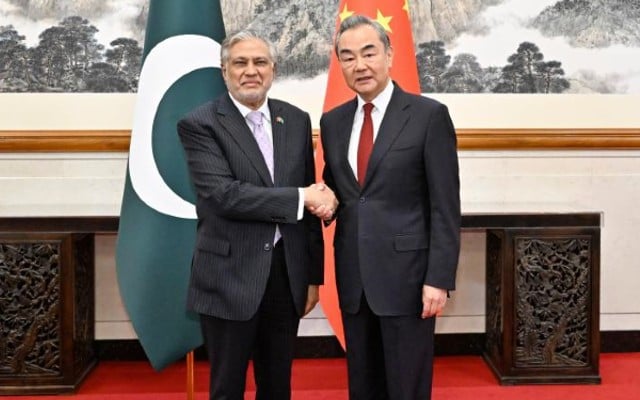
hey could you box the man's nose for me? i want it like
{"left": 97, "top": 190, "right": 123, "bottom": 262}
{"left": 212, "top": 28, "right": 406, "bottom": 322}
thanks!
{"left": 246, "top": 62, "right": 258, "bottom": 74}
{"left": 354, "top": 56, "right": 366, "bottom": 70}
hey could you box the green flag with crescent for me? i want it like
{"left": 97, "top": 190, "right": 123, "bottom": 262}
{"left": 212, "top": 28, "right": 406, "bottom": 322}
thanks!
{"left": 116, "top": 0, "right": 226, "bottom": 370}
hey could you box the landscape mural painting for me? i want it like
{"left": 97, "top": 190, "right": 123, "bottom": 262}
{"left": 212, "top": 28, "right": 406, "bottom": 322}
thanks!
{"left": 1, "top": 0, "right": 639, "bottom": 94}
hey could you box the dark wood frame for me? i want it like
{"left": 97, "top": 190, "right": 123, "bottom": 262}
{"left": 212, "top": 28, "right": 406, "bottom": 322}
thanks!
{"left": 0, "top": 218, "right": 108, "bottom": 394}
{"left": 0, "top": 212, "right": 602, "bottom": 393}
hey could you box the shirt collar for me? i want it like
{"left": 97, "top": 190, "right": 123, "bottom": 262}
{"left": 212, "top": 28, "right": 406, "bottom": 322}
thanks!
{"left": 356, "top": 79, "right": 393, "bottom": 113}
{"left": 229, "top": 93, "right": 271, "bottom": 123}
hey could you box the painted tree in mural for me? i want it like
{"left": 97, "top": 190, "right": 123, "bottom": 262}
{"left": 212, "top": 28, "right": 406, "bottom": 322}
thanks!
{"left": 105, "top": 38, "right": 142, "bottom": 78}
{"left": 0, "top": 17, "right": 142, "bottom": 92}
{"left": 441, "top": 53, "right": 485, "bottom": 93}
{"left": 85, "top": 38, "right": 142, "bottom": 92}
{"left": 0, "top": 26, "right": 30, "bottom": 91}
{"left": 494, "top": 42, "right": 569, "bottom": 93}
{"left": 85, "top": 61, "right": 128, "bottom": 92}
{"left": 30, "top": 16, "right": 103, "bottom": 90}
{"left": 493, "top": 64, "right": 522, "bottom": 93}
{"left": 503, "top": 42, "right": 544, "bottom": 93}
{"left": 417, "top": 39, "right": 570, "bottom": 94}
{"left": 417, "top": 41, "right": 451, "bottom": 92}
{"left": 536, "top": 60, "right": 570, "bottom": 93}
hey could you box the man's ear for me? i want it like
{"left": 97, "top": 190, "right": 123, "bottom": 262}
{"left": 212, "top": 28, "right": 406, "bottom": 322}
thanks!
{"left": 221, "top": 65, "right": 227, "bottom": 81}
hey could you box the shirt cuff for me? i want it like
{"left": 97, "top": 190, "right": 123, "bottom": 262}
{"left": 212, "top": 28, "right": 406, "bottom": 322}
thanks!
{"left": 297, "top": 188, "right": 305, "bottom": 220}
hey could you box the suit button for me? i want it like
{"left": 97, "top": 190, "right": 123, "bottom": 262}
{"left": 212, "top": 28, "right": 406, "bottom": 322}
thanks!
{"left": 263, "top": 243, "right": 272, "bottom": 251}
{"left": 359, "top": 197, "right": 366, "bottom": 203}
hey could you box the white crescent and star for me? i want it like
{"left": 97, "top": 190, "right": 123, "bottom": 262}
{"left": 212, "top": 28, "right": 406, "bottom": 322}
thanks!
{"left": 129, "top": 34, "right": 221, "bottom": 219}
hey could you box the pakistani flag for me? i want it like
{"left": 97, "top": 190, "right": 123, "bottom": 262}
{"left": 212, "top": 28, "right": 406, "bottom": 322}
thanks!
{"left": 116, "top": 0, "right": 226, "bottom": 370}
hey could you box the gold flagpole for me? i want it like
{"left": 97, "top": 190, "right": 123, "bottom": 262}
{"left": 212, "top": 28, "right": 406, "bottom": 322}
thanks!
{"left": 187, "top": 351, "right": 195, "bottom": 400}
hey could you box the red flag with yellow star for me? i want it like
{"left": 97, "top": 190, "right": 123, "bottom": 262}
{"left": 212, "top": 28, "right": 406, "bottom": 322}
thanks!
{"left": 317, "top": 0, "right": 421, "bottom": 348}
{"left": 322, "top": 0, "right": 420, "bottom": 112}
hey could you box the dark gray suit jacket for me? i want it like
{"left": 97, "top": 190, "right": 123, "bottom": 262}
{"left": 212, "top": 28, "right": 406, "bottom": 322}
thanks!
{"left": 177, "top": 93, "right": 323, "bottom": 321}
{"left": 320, "top": 84, "right": 460, "bottom": 316}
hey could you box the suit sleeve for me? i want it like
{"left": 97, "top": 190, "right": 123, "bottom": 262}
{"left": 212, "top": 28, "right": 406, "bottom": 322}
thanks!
{"left": 423, "top": 104, "right": 461, "bottom": 290}
{"left": 303, "top": 113, "right": 324, "bottom": 284}
{"left": 177, "top": 116, "right": 299, "bottom": 224}
{"left": 319, "top": 116, "right": 339, "bottom": 226}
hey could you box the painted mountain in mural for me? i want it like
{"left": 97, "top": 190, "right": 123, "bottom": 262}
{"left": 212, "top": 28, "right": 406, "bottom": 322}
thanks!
{"left": 5, "top": 0, "right": 110, "bottom": 19}
{"left": 244, "top": 0, "right": 335, "bottom": 78}
{"left": 412, "top": 0, "right": 505, "bottom": 44}
{"left": 532, "top": 0, "right": 640, "bottom": 48}
{"left": 220, "top": 0, "right": 503, "bottom": 77}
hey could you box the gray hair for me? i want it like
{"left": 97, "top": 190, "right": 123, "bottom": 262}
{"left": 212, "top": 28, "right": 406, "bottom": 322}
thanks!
{"left": 220, "top": 30, "right": 277, "bottom": 65}
{"left": 334, "top": 15, "right": 391, "bottom": 55}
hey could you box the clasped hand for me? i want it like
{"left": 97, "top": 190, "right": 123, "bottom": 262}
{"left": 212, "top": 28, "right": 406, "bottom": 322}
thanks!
{"left": 304, "top": 183, "right": 338, "bottom": 220}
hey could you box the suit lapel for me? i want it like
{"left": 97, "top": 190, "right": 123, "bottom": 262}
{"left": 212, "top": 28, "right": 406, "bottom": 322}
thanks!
{"left": 269, "top": 100, "right": 287, "bottom": 186}
{"left": 363, "top": 86, "right": 410, "bottom": 188}
{"left": 336, "top": 100, "right": 359, "bottom": 189}
{"left": 217, "top": 94, "right": 273, "bottom": 186}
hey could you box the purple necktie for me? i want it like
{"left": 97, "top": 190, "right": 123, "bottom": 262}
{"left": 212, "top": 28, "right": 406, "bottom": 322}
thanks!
{"left": 247, "top": 110, "right": 280, "bottom": 243}
{"left": 247, "top": 111, "right": 274, "bottom": 180}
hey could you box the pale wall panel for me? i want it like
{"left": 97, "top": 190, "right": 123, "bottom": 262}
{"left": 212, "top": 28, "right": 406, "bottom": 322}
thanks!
{"left": 3, "top": 90, "right": 640, "bottom": 130}
{"left": 2, "top": 150, "right": 640, "bottom": 339}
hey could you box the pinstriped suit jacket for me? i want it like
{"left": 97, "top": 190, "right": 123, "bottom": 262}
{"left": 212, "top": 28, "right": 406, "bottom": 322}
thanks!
{"left": 177, "top": 93, "right": 323, "bottom": 321}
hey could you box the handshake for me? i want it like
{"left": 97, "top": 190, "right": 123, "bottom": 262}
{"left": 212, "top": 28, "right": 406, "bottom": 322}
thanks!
{"left": 303, "top": 183, "right": 339, "bottom": 221}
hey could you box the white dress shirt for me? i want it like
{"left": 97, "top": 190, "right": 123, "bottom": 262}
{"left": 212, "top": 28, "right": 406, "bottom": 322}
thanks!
{"left": 347, "top": 79, "right": 394, "bottom": 178}
{"left": 229, "top": 95, "right": 305, "bottom": 235}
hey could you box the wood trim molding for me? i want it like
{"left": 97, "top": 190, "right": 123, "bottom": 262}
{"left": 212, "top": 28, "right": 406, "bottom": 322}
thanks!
{"left": 458, "top": 128, "right": 640, "bottom": 150}
{"left": 0, "top": 130, "right": 131, "bottom": 152}
{"left": 2, "top": 128, "right": 640, "bottom": 152}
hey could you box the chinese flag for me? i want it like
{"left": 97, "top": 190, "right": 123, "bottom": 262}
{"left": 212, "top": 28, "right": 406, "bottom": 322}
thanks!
{"left": 317, "top": 0, "right": 421, "bottom": 348}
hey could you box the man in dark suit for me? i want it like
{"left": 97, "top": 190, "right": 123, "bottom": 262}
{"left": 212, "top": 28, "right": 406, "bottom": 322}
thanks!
{"left": 319, "top": 15, "right": 461, "bottom": 400}
{"left": 177, "top": 30, "right": 337, "bottom": 400}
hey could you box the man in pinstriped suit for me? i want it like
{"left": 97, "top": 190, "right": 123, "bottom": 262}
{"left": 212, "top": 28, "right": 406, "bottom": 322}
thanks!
{"left": 177, "top": 30, "right": 337, "bottom": 400}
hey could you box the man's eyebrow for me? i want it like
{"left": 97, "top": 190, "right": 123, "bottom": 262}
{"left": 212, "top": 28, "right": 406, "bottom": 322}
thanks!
{"left": 339, "top": 43, "right": 377, "bottom": 55}
{"left": 360, "top": 43, "right": 376, "bottom": 52}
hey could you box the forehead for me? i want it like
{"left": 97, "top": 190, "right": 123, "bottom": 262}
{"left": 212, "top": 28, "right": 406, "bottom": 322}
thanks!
{"left": 228, "top": 38, "right": 272, "bottom": 59}
{"left": 338, "top": 25, "right": 384, "bottom": 52}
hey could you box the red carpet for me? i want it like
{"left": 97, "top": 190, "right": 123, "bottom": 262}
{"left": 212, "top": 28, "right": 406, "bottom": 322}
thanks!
{"left": 4, "top": 353, "right": 638, "bottom": 399}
